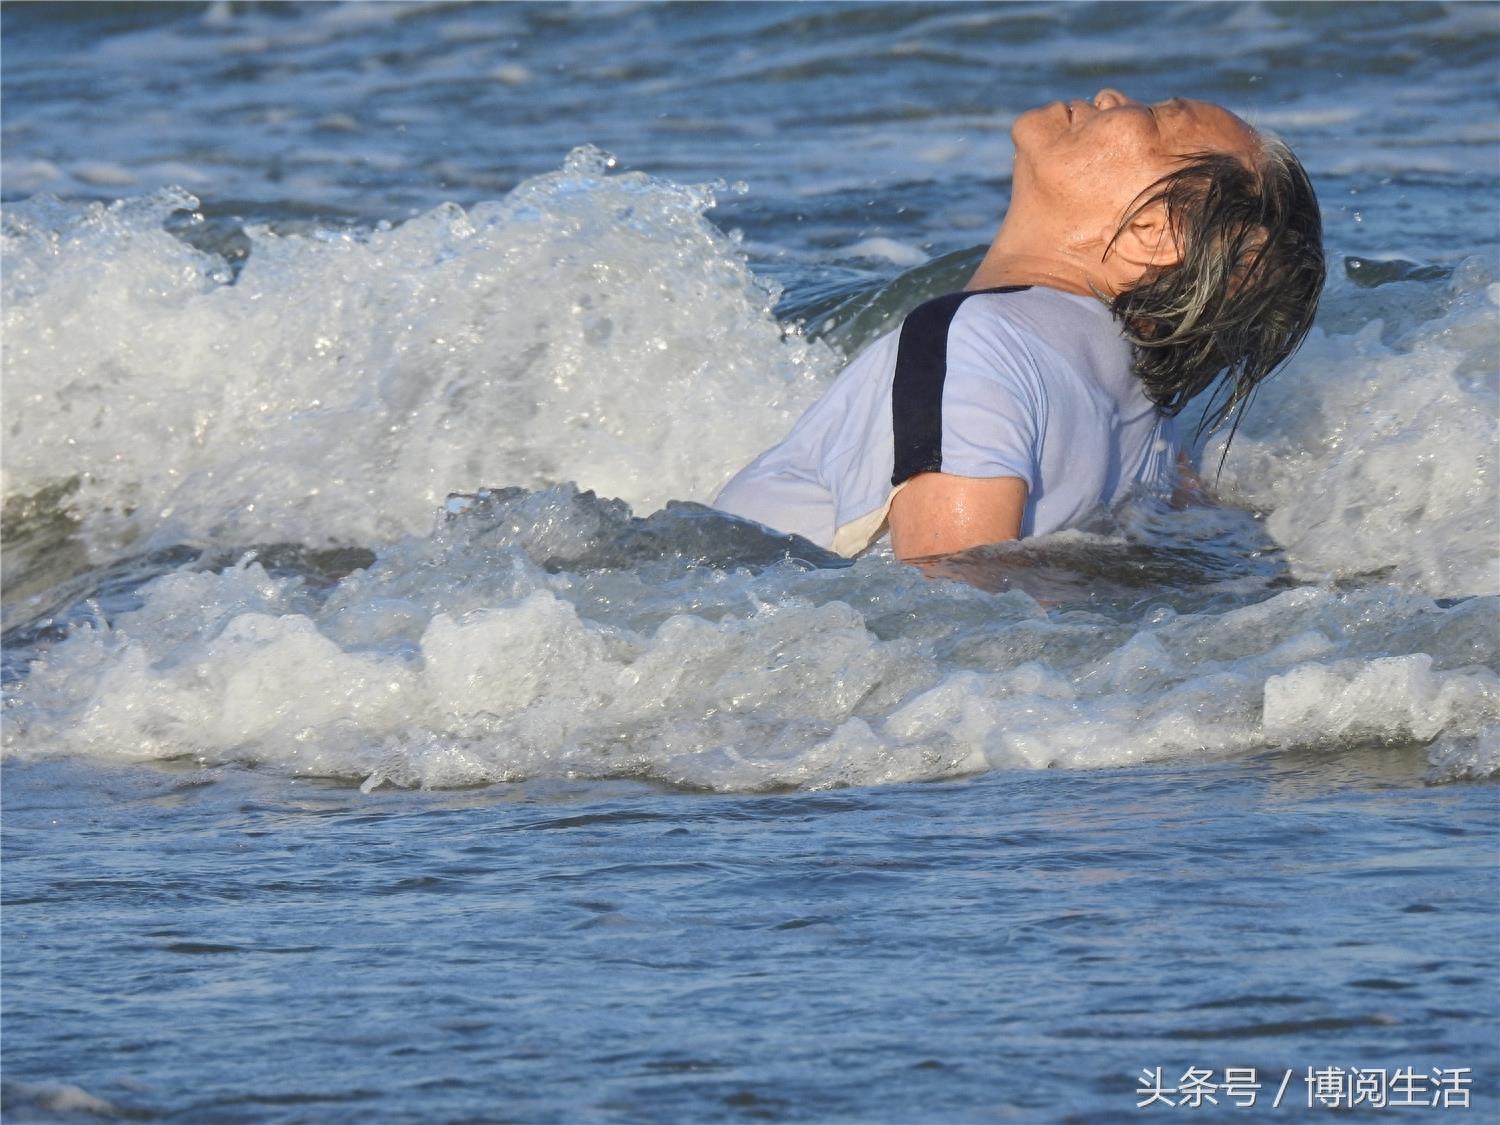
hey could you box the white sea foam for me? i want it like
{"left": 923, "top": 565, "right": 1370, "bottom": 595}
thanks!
{"left": 4, "top": 154, "right": 1498, "bottom": 790}
{"left": 6, "top": 487, "right": 1496, "bottom": 789}
{"left": 2, "top": 151, "right": 837, "bottom": 554}
{"left": 0, "top": 1081, "right": 125, "bottom": 1118}
{"left": 1263, "top": 653, "right": 1499, "bottom": 747}
{"left": 833, "top": 237, "right": 930, "bottom": 267}
{"left": 1207, "top": 263, "right": 1500, "bottom": 598}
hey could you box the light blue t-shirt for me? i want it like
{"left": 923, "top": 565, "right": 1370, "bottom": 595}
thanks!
{"left": 713, "top": 285, "right": 1176, "bottom": 555}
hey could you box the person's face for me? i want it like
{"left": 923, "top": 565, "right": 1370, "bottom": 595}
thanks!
{"left": 1011, "top": 89, "right": 1259, "bottom": 226}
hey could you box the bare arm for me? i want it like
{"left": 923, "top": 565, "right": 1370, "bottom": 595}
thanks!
{"left": 888, "top": 472, "right": 1027, "bottom": 562}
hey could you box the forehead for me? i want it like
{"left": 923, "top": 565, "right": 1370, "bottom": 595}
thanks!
{"left": 1164, "top": 98, "right": 1260, "bottom": 164}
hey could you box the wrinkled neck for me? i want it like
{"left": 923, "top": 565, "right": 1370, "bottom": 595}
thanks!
{"left": 966, "top": 190, "right": 1128, "bottom": 297}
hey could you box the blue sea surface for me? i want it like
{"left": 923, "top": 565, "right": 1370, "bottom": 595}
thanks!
{"left": 6, "top": 753, "right": 1497, "bottom": 1122}
{"left": 3, "top": 2, "right": 1498, "bottom": 1121}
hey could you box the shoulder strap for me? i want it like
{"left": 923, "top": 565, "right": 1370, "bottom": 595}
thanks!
{"left": 891, "top": 286, "right": 1031, "bottom": 486}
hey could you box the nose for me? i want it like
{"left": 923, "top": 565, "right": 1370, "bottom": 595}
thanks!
{"left": 1092, "top": 88, "right": 1136, "bottom": 110}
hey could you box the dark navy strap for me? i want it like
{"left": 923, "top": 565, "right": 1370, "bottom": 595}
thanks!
{"left": 890, "top": 286, "right": 1031, "bottom": 487}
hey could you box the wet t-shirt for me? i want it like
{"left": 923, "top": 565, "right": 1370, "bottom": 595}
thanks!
{"left": 713, "top": 285, "right": 1176, "bottom": 555}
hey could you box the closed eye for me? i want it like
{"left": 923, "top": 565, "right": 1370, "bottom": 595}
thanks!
{"left": 1149, "top": 98, "right": 1187, "bottom": 128}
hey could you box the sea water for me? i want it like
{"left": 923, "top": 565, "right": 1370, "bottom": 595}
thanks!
{"left": 2, "top": 3, "right": 1497, "bottom": 1120}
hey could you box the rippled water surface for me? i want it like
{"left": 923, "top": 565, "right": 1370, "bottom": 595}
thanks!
{"left": 3, "top": 2, "right": 1498, "bottom": 1120}
{"left": 6, "top": 754, "right": 1496, "bottom": 1122}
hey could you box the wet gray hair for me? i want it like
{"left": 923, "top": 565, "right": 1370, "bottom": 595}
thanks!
{"left": 1108, "top": 134, "right": 1325, "bottom": 450}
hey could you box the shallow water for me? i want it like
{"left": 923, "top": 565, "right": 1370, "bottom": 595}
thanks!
{"left": 3, "top": 1, "right": 1498, "bottom": 1119}
{"left": 3, "top": 751, "right": 1496, "bottom": 1122}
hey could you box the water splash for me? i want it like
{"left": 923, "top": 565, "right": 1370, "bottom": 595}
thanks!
{"left": 1, "top": 153, "right": 838, "bottom": 557}
{"left": 6, "top": 485, "right": 1496, "bottom": 789}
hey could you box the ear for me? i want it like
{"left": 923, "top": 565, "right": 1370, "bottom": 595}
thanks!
{"left": 1110, "top": 202, "right": 1181, "bottom": 272}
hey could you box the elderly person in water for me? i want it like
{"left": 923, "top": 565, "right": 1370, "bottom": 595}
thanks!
{"left": 714, "top": 89, "right": 1325, "bottom": 562}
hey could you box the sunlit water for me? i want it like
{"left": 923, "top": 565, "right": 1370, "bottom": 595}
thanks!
{"left": 3, "top": 3, "right": 1498, "bottom": 1120}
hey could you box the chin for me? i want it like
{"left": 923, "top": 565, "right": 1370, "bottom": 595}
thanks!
{"left": 1010, "top": 102, "right": 1061, "bottom": 154}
